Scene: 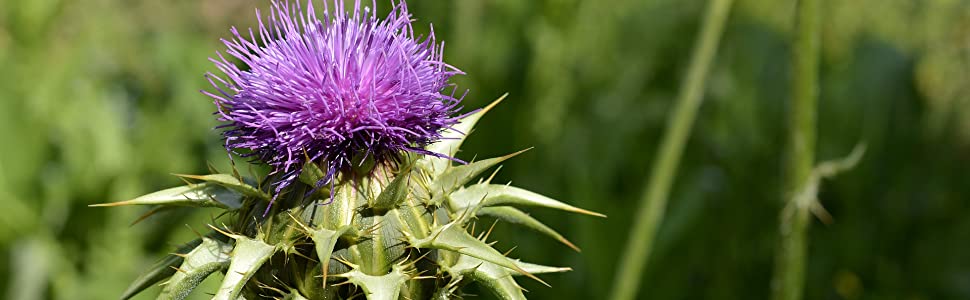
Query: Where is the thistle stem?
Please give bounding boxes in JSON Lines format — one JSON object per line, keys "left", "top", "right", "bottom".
{"left": 608, "top": 0, "right": 733, "bottom": 299}
{"left": 771, "top": 0, "right": 820, "bottom": 299}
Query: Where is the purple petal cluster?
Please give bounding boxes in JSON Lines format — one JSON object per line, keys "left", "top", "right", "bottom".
{"left": 203, "top": 0, "right": 464, "bottom": 195}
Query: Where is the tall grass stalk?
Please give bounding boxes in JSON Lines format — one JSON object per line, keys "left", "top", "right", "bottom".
{"left": 772, "top": 0, "right": 820, "bottom": 299}
{"left": 608, "top": 0, "right": 733, "bottom": 299}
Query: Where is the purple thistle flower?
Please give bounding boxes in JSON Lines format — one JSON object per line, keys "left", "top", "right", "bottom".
{"left": 203, "top": 0, "right": 465, "bottom": 199}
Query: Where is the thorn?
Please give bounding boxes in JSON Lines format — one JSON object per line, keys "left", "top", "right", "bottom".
{"left": 522, "top": 271, "right": 548, "bottom": 287}
{"left": 484, "top": 165, "right": 503, "bottom": 184}
{"left": 175, "top": 175, "right": 196, "bottom": 186}
{"left": 428, "top": 223, "right": 449, "bottom": 244}
{"left": 129, "top": 206, "right": 171, "bottom": 226}
{"left": 482, "top": 219, "right": 499, "bottom": 242}
{"left": 481, "top": 93, "right": 509, "bottom": 115}
{"left": 291, "top": 250, "right": 315, "bottom": 262}
{"left": 171, "top": 173, "right": 209, "bottom": 181}
{"left": 206, "top": 161, "right": 220, "bottom": 174}
{"left": 410, "top": 251, "right": 433, "bottom": 265}
{"left": 333, "top": 255, "right": 355, "bottom": 268}
{"left": 88, "top": 200, "right": 135, "bottom": 207}
{"left": 230, "top": 159, "right": 242, "bottom": 182}
{"left": 503, "top": 246, "right": 518, "bottom": 256}
{"left": 207, "top": 224, "right": 239, "bottom": 239}
{"left": 330, "top": 280, "right": 353, "bottom": 287}
{"left": 470, "top": 262, "right": 484, "bottom": 273}
{"left": 363, "top": 222, "right": 383, "bottom": 236}
{"left": 185, "top": 224, "right": 203, "bottom": 239}
{"left": 257, "top": 282, "right": 285, "bottom": 295}
{"left": 286, "top": 212, "right": 312, "bottom": 232}
{"left": 561, "top": 238, "right": 582, "bottom": 253}
{"left": 456, "top": 204, "right": 478, "bottom": 224}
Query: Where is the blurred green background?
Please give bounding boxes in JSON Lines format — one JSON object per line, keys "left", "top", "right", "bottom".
{"left": 1, "top": 0, "right": 969, "bottom": 299}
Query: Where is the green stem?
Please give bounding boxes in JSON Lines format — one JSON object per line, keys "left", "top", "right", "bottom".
{"left": 771, "top": 0, "right": 820, "bottom": 299}
{"left": 608, "top": 0, "right": 733, "bottom": 299}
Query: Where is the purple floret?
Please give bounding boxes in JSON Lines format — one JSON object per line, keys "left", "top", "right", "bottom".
{"left": 203, "top": 0, "right": 465, "bottom": 200}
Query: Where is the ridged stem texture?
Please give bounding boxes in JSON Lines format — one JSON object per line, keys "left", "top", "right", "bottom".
{"left": 772, "top": 0, "right": 820, "bottom": 299}
{"left": 608, "top": 0, "right": 733, "bottom": 299}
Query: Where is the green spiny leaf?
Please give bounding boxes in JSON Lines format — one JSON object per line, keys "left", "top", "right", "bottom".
{"left": 446, "top": 255, "right": 526, "bottom": 300}
{"left": 449, "top": 184, "right": 605, "bottom": 217}
{"left": 91, "top": 183, "right": 242, "bottom": 210}
{"left": 387, "top": 202, "right": 432, "bottom": 240}
{"left": 430, "top": 149, "right": 529, "bottom": 203}
{"left": 306, "top": 182, "right": 357, "bottom": 230}
{"left": 371, "top": 167, "right": 411, "bottom": 211}
{"left": 351, "top": 213, "right": 399, "bottom": 276}
{"left": 175, "top": 174, "right": 269, "bottom": 200}
{"left": 409, "top": 222, "right": 547, "bottom": 286}
{"left": 309, "top": 225, "right": 352, "bottom": 287}
{"left": 158, "top": 237, "right": 233, "bottom": 300}
{"left": 477, "top": 206, "right": 580, "bottom": 251}
{"left": 513, "top": 260, "right": 571, "bottom": 275}
{"left": 445, "top": 257, "right": 570, "bottom": 300}
{"left": 420, "top": 94, "right": 507, "bottom": 176}
{"left": 338, "top": 264, "right": 410, "bottom": 300}
{"left": 119, "top": 238, "right": 202, "bottom": 300}
{"left": 213, "top": 236, "right": 278, "bottom": 300}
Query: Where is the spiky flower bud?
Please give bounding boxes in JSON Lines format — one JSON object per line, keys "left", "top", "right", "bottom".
{"left": 96, "top": 1, "right": 604, "bottom": 299}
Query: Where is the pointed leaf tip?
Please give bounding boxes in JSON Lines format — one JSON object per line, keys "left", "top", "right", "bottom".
{"left": 91, "top": 183, "right": 243, "bottom": 210}
{"left": 309, "top": 226, "right": 352, "bottom": 288}
{"left": 420, "top": 94, "right": 509, "bottom": 175}
{"left": 514, "top": 260, "right": 572, "bottom": 275}
{"left": 449, "top": 184, "right": 605, "bottom": 218}
{"left": 480, "top": 93, "right": 508, "bottom": 115}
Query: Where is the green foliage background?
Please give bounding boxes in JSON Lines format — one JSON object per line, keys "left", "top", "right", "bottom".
{"left": 1, "top": 0, "right": 968, "bottom": 299}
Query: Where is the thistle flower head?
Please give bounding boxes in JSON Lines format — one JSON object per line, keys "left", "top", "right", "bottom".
{"left": 204, "top": 0, "right": 464, "bottom": 194}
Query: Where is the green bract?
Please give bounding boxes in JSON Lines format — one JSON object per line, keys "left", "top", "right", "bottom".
{"left": 96, "top": 96, "right": 603, "bottom": 300}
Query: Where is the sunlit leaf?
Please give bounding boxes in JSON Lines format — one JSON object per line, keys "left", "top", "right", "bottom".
{"left": 477, "top": 206, "right": 579, "bottom": 251}
{"left": 90, "top": 183, "right": 242, "bottom": 210}
{"left": 158, "top": 237, "right": 233, "bottom": 300}
{"left": 213, "top": 237, "right": 278, "bottom": 300}
{"left": 448, "top": 184, "right": 605, "bottom": 218}
{"left": 409, "top": 223, "right": 546, "bottom": 286}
